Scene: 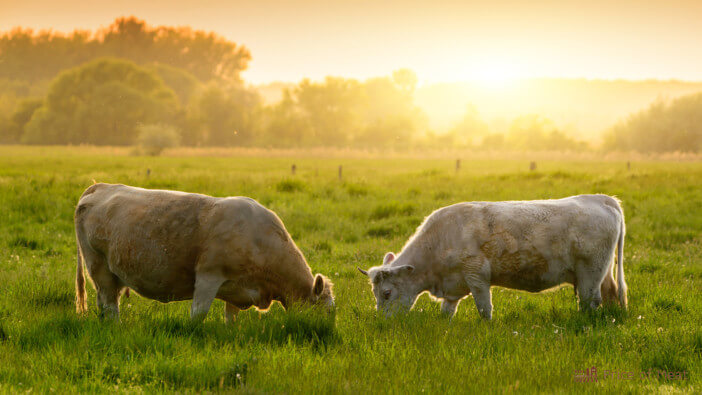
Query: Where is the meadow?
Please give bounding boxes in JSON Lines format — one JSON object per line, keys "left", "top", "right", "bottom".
{"left": 0, "top": 146, "right": 700, "bottom": 393}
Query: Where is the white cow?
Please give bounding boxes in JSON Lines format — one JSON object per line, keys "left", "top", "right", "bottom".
{"left": 359, "top": 194, "right": 627, "bottom": 319}
{"left": 75, "top": 183, "right": 334, "bottom": 321}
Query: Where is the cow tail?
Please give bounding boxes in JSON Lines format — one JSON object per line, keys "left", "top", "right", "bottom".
{"left": 616, "top": 209, "right": 628, "bottom": 309}
{"left": 76, "top": 243, "right": 87, "bottom": 314}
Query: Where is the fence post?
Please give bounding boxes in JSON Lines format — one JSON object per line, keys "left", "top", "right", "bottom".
{"left": 338, "top": 165, "right": 343, "bottom": 181}
{"left": 529, "top": 161, "right": 537, "bottom": 171}
{"left": 291, "top": 164, "right": 296, "bottom": 175}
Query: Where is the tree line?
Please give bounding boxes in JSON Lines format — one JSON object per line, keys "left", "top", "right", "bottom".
{"left": 2, "top": 57, "right": 425, "bottom": 148}
{"left": 603, "top": 93, "right": 702, "bottom": 153}
{"left": 0, "top": 17, "right": 699, "bottom": 152}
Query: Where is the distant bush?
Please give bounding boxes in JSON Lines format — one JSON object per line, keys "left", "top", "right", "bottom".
{"left": 276, "top": 179, "right": 306, "bottom": 193}
{"left": 137, "top": 123, "right": 180, "bottom": 156}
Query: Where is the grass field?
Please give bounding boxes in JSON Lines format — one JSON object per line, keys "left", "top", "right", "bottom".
{"left": 0, "top": 146, "right": 700, "bottom": 393}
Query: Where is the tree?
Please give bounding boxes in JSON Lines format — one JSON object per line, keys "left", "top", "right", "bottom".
{"left": 148, "top": 63, "right": 201, "bottom": 105}
{"left": 0, "top": 98, "right": 43, "bottom": 143}
{"left": 392, "top": 68, "right": 418, "bottom": 95}
{"left": 23, "top": 58, "right": 179, "bottom": 145}
{"left": 294, "top": 77, "right": 365, "bottom": 146}
{"left": 448, "top": 104, "right": 490, "bottom": 147}
{"left": 187, "top": 82, "right": 262, "bottom": 146}
{"left": 261, "top": 90, "right": 311, "bottom": 147}
{"left": 99, "top": 17, "right": 251, "bottom": 82}
{"left": 0, "top": 28, "right": 96, "bottom": 83}
{"left": 506, "top": 114, "right": 584, "bottom": 151}
{"left": 355, "top": 75, "right": 425, "bottom": 148}
{"left": 262, "top": 71, "right": 427, "bottom": 148}
{"left": 604, "top": 93, "right": 702, "bottom": 153}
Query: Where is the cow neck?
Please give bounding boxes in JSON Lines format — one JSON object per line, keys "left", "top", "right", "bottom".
{"left": 272, "top": 258, "right": 316, "bottom": 308}
{"left": 399, "top": 235, "right": 439, "bottom": 284}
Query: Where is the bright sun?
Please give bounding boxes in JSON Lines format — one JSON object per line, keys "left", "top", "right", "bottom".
{"left": 426, "top": 57, "right": 526, "bottom": 88}
{"left": 472, "top": 60, "right": 521, "bottom": 88}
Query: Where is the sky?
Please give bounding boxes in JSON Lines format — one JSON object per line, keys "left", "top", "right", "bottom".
{"left": 1, "top": 0, "right": 701, "bottom": 84}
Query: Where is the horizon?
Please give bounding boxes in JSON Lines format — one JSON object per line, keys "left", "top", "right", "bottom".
{"left": 2, "top": 0, "right": 701, "bottom": 85}
{"left": 254, "top": 75, "right": 702, "bottom": 88}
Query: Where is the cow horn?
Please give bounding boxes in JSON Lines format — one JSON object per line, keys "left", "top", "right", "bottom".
{"left": 357, "top": 267, "right": 369, "bottom": 276}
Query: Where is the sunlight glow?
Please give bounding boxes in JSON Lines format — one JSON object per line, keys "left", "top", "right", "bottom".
{"left": 430, "top": 58, "right": 526, "bottom": 89}
{"left": 471, "top": 60, "right": 522, "bottom": 89}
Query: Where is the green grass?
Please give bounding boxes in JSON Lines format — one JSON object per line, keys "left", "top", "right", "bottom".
{"left": 0, "top": 146, "right": 700, "bottom": 393}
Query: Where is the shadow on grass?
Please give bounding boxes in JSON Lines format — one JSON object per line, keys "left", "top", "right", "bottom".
{"left": 28, "top": 288, "right": 74, "bottom": 308}
{"left": 640, "top": 342, "right": 689, "bottom": 377}
{"left": 13, "top": 305, "right": 338, "bottom": 351}
{"left": 652, "top": 297, "right": 683, "bottom": 312}
{"left": 142, "top": 360, "right": 249, "bottom": 390}
{"left": 367, "top": 307, "right": 454, "bottom": 334}
{"left": 548, "top": 304, "right": 629, "bottom": 334}
{"left": 15, "top": 315, "right": 97, "bottom": 349}
{"left": 226, "top": 305, "right": 338, "bottom": 349}
{"left": 638, "top": 331, "right": 699, "bottom": 383}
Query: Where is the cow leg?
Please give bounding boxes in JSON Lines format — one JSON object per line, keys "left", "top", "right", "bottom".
{"left": 469, "top": 284, "right": 493, "bottom": 320}
{"left": 575, "top": 263, "right": 605, "bottom": 311}
{"left": 600, "top": 260, "right": 619, "bottom": 306}
{"left": 97, "top": 278, "right": 125, "bottom": 320}
{"left": 191, "top": 273, "right": 226, "bottom": 322}
{"left": 81, "top": 246, "right": 124, "bottom": 320}
{"left": 225, "top": 303, "right": 240, "bottom": 324}
{"left": 441, "top": 298, "right": 460, "bottom": 317}
{"left": 464, "top": 257, "right": 492, "bottom": 320}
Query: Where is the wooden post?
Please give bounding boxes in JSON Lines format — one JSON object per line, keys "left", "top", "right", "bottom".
{"left": 291, "top": 164, "right": 296, "bottom": 175}
{"left": 338, "top": 165, "right": 343, "bottom": 181}
{"left": 627, "top": 161, "right": 631, "bottom": 171}
{"left": 146, "top": 168, "right": 151, "bottom": 177}
{"left": 529, "top": 161, "right": 537, "bottom": 171}
{"left": 455, "top": 159, "right": 460, "bottom": 173}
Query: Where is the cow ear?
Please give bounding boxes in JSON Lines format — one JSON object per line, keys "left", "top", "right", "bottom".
{"left": 313, "top": 274, "right": 325, "bottom": 296}
{"left": 383, "top": 252, "right": 396, "bottom": 265}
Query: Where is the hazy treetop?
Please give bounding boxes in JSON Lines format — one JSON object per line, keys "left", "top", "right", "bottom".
{"left": 0, "top": 16, "right": 251, "bottom": 83}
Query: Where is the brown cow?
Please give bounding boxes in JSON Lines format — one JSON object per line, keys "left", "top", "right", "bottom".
{"left": 75, "top": 183, "right": 334, "bottom": 321}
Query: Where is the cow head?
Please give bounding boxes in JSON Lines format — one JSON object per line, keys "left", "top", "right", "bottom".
{"left": 311, "top": 273, "right": 335, "bottom": 311}
{"left": 358, "top": 252, "right": 416, "bottom": 315}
